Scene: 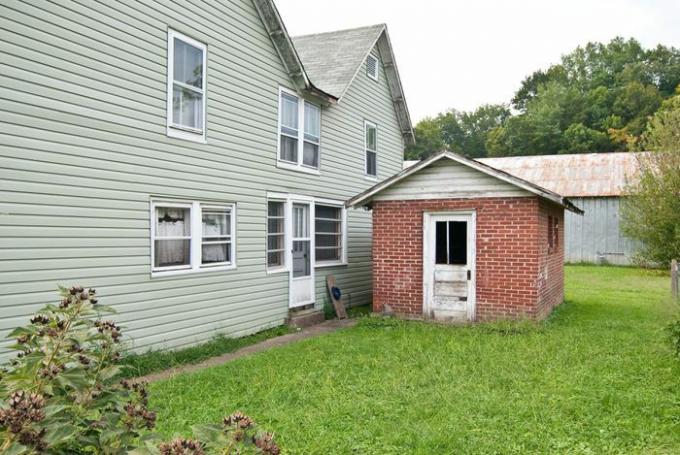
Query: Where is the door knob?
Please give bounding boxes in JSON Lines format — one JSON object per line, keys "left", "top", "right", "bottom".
{"left": 467, "top": 270, "right": 471, "bottom": 280}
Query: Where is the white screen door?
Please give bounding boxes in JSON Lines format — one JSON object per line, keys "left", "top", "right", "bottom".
{"left": 424, "top": 212, "right": 476, "bottom": 321}
{"left": 290, "top": 202, "right": 315, "bottom": 307}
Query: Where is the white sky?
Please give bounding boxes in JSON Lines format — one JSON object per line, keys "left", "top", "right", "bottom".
{"left": 275, "top": 0, "right": 680, "bottom": 122}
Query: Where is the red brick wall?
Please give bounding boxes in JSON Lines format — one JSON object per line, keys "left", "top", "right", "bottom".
{"left": 372, "top": 196, "right": 563, "bottom": 321}
{"left": 536, "top": 200, "right": 565, "bottom": 319}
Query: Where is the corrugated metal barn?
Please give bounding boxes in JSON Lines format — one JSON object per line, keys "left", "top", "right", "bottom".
{"left": 405, "top": 152, "right": 643, "bottom": 265}
{"left": 478, "top": 153, "right": 642, "bottom": 265}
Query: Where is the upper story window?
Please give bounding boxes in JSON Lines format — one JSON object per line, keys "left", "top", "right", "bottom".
{"left": 152, "top": 200, "right": 235, "bottom": 276}
{"left": 167, "top": 30, "right": 207, "bottom": 142}
{"left": 278, "top": 88, "right": 321, "bottom": 173}
{"left": 365, "top": 121, "right": 377, "bottom": 177}
{"left": 366, "top": 54, "right": 379, "bottom": 81}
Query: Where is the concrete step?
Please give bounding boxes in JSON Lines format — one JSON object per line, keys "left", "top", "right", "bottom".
{"left": 286, "top": 309, "right": 325, "bottom": 329}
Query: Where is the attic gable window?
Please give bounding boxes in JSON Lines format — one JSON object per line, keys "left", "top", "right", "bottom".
{"left": 278, "top": 87, "right": 321, "bottom": 173}
{"left": 366, "top": 54, "right": 379, "bottom": 81}
{"left": 167, "top": 30, "right": 207, "bottom": 143}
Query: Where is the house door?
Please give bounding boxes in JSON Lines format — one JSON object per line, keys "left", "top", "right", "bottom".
{"left": 424, "top": 212, "right": 476, "bottom": 321}
{"left": 290, "top": 202, "right": 315, "bottom": 308}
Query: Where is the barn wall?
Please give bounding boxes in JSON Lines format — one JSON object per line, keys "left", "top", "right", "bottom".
{"left": 564, "top": 197, "right": 638, "bottom": 265}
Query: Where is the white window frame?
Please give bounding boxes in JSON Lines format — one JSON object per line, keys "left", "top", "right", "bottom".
{"left": 166, "top": 29, "right": 207, "bottom": 143}
{"left": 266, "top": 199, "right": 288, "bottom": 272}
{"left": 151, "top": 200, "right": 236, "bottom": 277}
{"left": 364, "top": 120, "right": 378, "bottom": 179}
{"left": 266, "top": 193, "right": 347, "bottom": 273}
{"left": 366, "top": 54, "right": 379, "bottom": 81}
{"left": 314, "top": 200, "right": 348, "bottom": 267}
{"left": 277, "top": 86, "right": 321, "bottom": 175}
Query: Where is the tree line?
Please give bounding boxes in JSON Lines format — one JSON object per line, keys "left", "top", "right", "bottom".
{"left": 406, "top": 37, "right": 680, "bottom": 160}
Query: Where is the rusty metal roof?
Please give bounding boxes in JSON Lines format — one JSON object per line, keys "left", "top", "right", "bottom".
{"left": 475, "top": 152, "right": 644, "bottom": 197}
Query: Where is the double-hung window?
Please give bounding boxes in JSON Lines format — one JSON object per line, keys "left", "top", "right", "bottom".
{"left": 152, "top": 201, "right": 235, "bottom": 275}
{"left": 315, "top": 204, "right": 344, "bottom": 265}
{"left": 278, "top": 88, "right": 321, "bottom": 172}
{"left": 167, "top": 30, "right": 207, "bottom": 142}
{"left": 365, "top": 121, "right": 377, "bottom": 177}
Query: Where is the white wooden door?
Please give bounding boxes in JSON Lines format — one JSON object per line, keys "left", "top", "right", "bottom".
{"left": 424, "top": 212, "right": 476, "bottom": 321}
{"left": 290, "top": 202, "right": 315, "bottom": 307}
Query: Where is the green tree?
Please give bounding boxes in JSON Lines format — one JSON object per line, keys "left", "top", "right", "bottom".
{"left": 406, "top": 104, "right": 509, "bottom": 160}
{"left": 621, "top": 90, "right": 680, "bottom": 266}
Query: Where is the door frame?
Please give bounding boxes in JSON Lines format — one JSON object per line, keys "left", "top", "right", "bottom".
{"left": 288, "top": 198, "right": 315, "bottom": 308}
{"left": 422, "top": 210, "right": 477, "bottom": 321}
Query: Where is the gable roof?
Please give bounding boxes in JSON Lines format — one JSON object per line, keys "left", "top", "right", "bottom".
{"left": 478, "top": 152, "right": 643, "bottom": 197}
{"left": 347, "top": 151, "right": 583, "bottom": 213}
{"left": 291, "top": 24, "right": 385, "bottom": 97}
{"left": 292, "top": 25, "right": 415, "bottom": 144}
{"left": 253, "top": 1, "right": 414, "bottom": 144}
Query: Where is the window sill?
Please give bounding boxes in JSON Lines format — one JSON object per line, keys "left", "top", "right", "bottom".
{"left": 266, "top": 266, "right": 289, "bottom": 275}
{"left": 151, "top": 264, "right": 236, "bottom": 278}
{"left": 277, "top": 161, "right": 320, "bottom": 175}
{"left": 364, "top": 174, "right": 379, "bottom": 182}
{"left": 167, "top": 127, "right": 206, "bottom": 144}
{"left": 315, "top": 261, "right": 348, "bottom": 269}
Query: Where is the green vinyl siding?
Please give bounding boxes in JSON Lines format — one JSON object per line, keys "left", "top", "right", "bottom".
{"left": 0, "top": 0, "right": 404, "bottom": 361}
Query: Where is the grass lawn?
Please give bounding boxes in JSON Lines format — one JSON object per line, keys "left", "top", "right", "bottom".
{"left": 149, "top": 266, "right": 680, "bottom": 454}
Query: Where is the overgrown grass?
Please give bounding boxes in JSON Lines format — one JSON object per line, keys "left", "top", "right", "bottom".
{"left": 150, "top": 266, "right": 680, "bottom": 453}
{"left": 121, "top": 325, "right": 291, "bottom": 378}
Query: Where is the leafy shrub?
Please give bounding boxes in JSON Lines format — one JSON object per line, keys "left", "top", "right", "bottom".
{"left": 0, "top": 286, "right": 280, "bottom": 454}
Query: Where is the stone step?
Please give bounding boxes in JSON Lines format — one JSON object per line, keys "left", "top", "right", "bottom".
{"left": 286, "top": 309, "right": 325, "bottom": 329}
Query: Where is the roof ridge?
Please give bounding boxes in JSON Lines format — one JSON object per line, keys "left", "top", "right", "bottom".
{"left": 292, "top": 23, "right": 385, "bottom": 40}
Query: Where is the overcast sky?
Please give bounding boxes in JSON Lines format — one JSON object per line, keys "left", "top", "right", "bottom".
{"left": 275, "top": 0, "right": 680, "bottom": 122}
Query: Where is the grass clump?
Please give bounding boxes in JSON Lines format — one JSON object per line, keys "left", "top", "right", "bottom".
{"left": 121, "top": 326, "right": 291, "bottom": 379}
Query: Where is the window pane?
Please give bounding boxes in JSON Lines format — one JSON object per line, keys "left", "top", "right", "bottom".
{"left": 304, "top": 102, "right": 320, "bottom": 139}
{"left": 448, "top": 221, "right": 467, "bottom": 265}
{"left": 280, "top": 92, "right": 299, "bottom": 130}
{"left": 268, "top": 201, "right": 284, "bottom": 217}
{"left": 366, "top": 124, "right": 376, "bottom": 151}
{"left": 267, "top": 251, "right": 283, "bottom": 267}
{"left": 316, "top": 234, "right": 340, "bottom": 248}
{"left": 155, "top": 239, "right": 190, "bottom": 268}
{"left": 156, "top": 207, "right": 190, "bottom": 237}
{"left": 173, "top": 38, "right": 203, "bottom": 89}
{"left": 292, "top": 240, "right": 310, "bottom": 277}
{"left": 303, "top": 141, "right": 319, "bottom": 168}
{"left": 293, "top": 204, "right": 309, "bottom": 238}
{"left": 267, "top": 234, "right": 284, "bottom": 251}
{"left": 202, "top": 243, "right": 230, "bottom": 265}
{"left": 316, "top": 247, "right": 340, "bottom": 262}
{"left": 202, "top": 209, "right": 230, "bottom": 238}
{"left": 315, "top": 205, "right": 340, "bottom": 220}
{"left": 366, "top": 150, "right": 377, "bottom": 176}
{"left": 280, "top": 135, "right": 298, "bottom": 162}
{"left": 172, "top": 85, "right": 203, "bottom": 130}
{"left": 268, "top": 218, "right": 283, "bottom": 234}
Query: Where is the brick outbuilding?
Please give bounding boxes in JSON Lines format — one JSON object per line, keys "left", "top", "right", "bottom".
{"left": 347, "top": 151, "right": 583, "bottom": 322}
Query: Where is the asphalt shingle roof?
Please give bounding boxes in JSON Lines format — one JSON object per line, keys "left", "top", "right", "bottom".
{"left": 292, "top": 24, "right": 385, "bottom": 98}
